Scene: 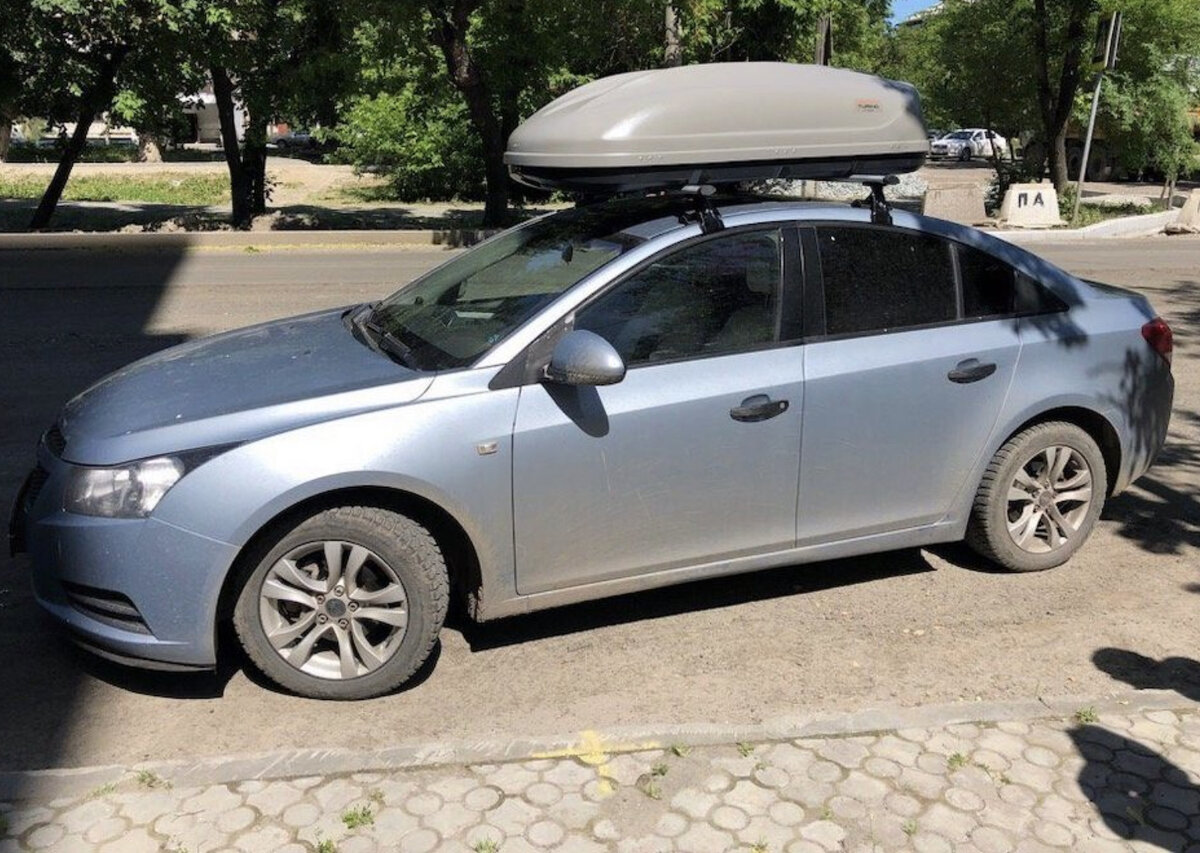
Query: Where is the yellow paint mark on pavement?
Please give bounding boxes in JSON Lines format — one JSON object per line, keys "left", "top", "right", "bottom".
{"left": 532, "top": 730, "right": 661, "bottom": 799}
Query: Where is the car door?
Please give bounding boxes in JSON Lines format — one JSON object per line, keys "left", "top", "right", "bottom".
{"left": 795, "top": 225, "right": 1023, "bottom": 544}
{"left": 511, "top": 227, "right": 805, "bottom": 595}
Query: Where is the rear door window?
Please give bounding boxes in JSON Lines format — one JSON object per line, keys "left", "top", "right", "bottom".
{"left": 815, "top": 227, "right": 957, "bottom": 336}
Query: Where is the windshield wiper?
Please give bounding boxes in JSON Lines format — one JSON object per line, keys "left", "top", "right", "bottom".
{"left": 349, "top": 304, "right": 421, "bottom": 370}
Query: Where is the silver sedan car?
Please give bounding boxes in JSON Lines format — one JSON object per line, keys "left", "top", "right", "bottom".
{"left": 10, "top": 196, "right": 1174, "bottom": 699}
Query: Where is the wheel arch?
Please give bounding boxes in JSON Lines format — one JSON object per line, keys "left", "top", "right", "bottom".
{"left": 1002, "top": 406, "right": 1121, "bottom": 498}
{"left": 214, "top": 485, "right": 484, "bottom": 651}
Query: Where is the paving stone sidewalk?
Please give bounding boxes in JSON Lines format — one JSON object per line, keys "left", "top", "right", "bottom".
{"left": 2, "top": 702, "right": 1199, "bottom": 853}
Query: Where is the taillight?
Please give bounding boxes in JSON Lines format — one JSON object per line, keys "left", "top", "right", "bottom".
{"left": 1142, "top": 317, "right": 1173, "bottom": 366}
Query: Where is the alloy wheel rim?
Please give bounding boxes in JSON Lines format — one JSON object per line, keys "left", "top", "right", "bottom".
{"left": 1005, "top": 445, "right": 1093, "bottom": 554}
{"left": 259, "top": 540, "right": 409, "bottom": 680}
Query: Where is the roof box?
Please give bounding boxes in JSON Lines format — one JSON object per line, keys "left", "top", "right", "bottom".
{"left": 505, "top": 63, "right": 928, "bottom": 194}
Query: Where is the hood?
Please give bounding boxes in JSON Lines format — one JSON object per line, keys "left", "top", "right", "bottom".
{"left": 58, "top": 308, "right": 433, "bottom": 465}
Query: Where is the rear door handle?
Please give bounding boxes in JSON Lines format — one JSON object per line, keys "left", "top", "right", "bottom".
{"left": 948, "top": 358, "right": 997, "bottom": 384}
{"left": 730, "top": 394, "right": 789, "bottom": 422}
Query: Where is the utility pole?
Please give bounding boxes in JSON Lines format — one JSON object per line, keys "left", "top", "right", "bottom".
{"left": 1072, "top": 10, "right": 1121, "bottom": 225}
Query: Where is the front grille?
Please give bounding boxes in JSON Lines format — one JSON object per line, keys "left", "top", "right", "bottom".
{"left": 62, "top": 582, "right": 152, "bottom": 635}
{"left": 44, "top": 425, "right": 66, "bottom": 457}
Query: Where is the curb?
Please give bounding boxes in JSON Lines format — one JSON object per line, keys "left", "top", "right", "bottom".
{"left": 992, "top": 209, "right": 1178, "bottom": 243}
{"left": 2, "top": 689, "right": 1195, "bottom": 802}
{"left": 0, "top": 229, "right": 496, "bottom": 252}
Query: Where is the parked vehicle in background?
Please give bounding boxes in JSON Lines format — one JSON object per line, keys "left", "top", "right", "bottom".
{"left": 269, "top": 130, "right": 314, "bottom": 151}
{"left": 930, "top": 129, "right": 1009, "bottom": 161}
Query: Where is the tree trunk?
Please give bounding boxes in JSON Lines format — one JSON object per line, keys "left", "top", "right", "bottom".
{"left": 137, "top": 132, "right": 163, "bottom": 162}
{"left": 0, "top": 121, "right": 10, "bottom": 163}
{"left": 28, "top": 47, "right": 128, "bottom": 230}
{"left": 212, "top": 65, "right": 254, "bottom": 228}
{"left": 1049, "top": 128, "right": 1070, "bottom": 190}
{"left": 28, "top": 109, "right": 94, "bottom": 230}
{"left": 665, "top": 3, "right": 682, "bottom": 67}
{"left": 431, "top": 0, "right": 509, "bottom": 228}
{"left": 247, "top": 140, "right": 268, "bottom": 215}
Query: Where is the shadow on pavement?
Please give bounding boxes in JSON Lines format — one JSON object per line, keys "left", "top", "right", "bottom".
{"left": 455, "top": 547, "right": 932, "bottom": 651}
{"left": 1093, "top": 648, "right": 1200, "bottom": 703}
{"left": 1070, "top": 724, "right": 1198, "bottom": 850}
{"left": 0, "top": 241, "right": 190, "bottom": 775}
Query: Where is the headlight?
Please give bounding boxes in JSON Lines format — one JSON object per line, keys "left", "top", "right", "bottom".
{"left": 65, "top": 457, "right": 186, "bottom": 518}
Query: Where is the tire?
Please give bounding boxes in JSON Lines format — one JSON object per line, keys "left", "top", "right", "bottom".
{"left": 965, "top": 422, "right": 1106, "bottom": 572}
{"left": 958, "top": 146, "right": 971, "bottom": 162}
{"left": 233, "top": 505, "right": 448, "bottom": 699}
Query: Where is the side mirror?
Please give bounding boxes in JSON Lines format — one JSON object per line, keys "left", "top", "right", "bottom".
{"left": 543, "top": 329, "right": 626, "bottom": 386}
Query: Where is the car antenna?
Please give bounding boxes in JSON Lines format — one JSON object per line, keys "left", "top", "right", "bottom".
{"left": 677, "top": 184, "right": 725, "bottom": 234}
{"left": 848, "top": 174, "right": 899, "bottom": 226}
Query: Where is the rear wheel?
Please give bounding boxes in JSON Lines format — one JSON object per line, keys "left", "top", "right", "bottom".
{"left": 966, "top": 422, "right": 1106, "bottom": 572}
{"left": 233, "top": 506, "right": 448, "bottom": 699}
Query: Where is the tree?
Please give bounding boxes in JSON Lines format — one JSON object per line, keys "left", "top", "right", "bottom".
{"left": 677, "top": 0, "right": 890, "bottom": 70}
{"left": 17, "top": 0, "right": 196, "bottom": 228}
{"left": 927, "top": 0, "right": 1036, "bottom": 146}
{"left": 1030, "top": 0, "right": 1097, "bottom": 190}
{"left": 202, "top": 0, "right": 357, "bottom": 227}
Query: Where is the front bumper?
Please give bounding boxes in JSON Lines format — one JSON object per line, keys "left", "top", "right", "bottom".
{"left": 12, "top": 444, "right": 239, "bottom": 669}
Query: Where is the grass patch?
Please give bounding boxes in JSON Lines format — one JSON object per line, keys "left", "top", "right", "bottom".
{"left": 316, "top": 836, "right": 337, "bottom": 853}
{"left": 473, "top": 840, "right": 500, "bottom": 853}
{"left": 88, "top": 782, "right": 119, "bottom": 799}
{"left": 902, "top": 818, "right": 918, "bottom": 836}
{"left": 0, "top": 173, "right": 229, "bottom": 205}
{"left": 669, "top": 743, "right": 691, "bottom": 758}
{"left": 135, "top": 770, "right": 169, "bottom": 789}
{"left": 947, "top": 752, "right": 969, "bottom": 770}
{"left": 1071, "top": 201, "right": 1154, "bottom": 228}
{"left": 736, "top": 742, "right": 755, "bottom": 758}
{"left": 341, "top": 804, "right": 374, "bottom": 829}
{"left": 1074, "top": 706, "right": 1099, "bottom": 724}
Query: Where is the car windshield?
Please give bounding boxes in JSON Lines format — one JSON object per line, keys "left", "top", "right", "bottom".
{"left": 947, "top": 131, "right": 973, "bottom": 140}
{"left": 367, "top": 204, "right": 655, "bottom": 371}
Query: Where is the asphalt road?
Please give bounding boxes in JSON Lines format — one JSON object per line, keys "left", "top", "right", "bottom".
{"left": 1, "top": 237, "right": 1197, "bottom": 775}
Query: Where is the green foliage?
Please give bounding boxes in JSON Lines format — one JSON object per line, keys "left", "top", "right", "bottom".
{"left": 678, "top": 0, "right": 889, "bottom": 70}
{"left": 332, "top": 79, "right": 484, "bottom": 201}
{"left": 1104, "top": 72, "right": 1200, "bottom": 181}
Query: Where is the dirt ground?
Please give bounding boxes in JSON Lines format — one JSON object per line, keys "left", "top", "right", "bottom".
{"left": 0, "top": 238, "right": 1196, "bottom": 773}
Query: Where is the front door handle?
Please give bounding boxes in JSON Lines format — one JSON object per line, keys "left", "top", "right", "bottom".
{"left": 730, "top": 394, "right": 789, "bottom": 422}
{"left": 948, "top": 358, "right": 998, "bottom": 384}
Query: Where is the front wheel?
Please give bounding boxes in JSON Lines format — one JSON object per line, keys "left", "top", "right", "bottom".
{"left": 966, "top": 422, "right": 1106, "bottom": 572}
{"left": 233, "top": 505, "right": 448, "bottom": 699}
